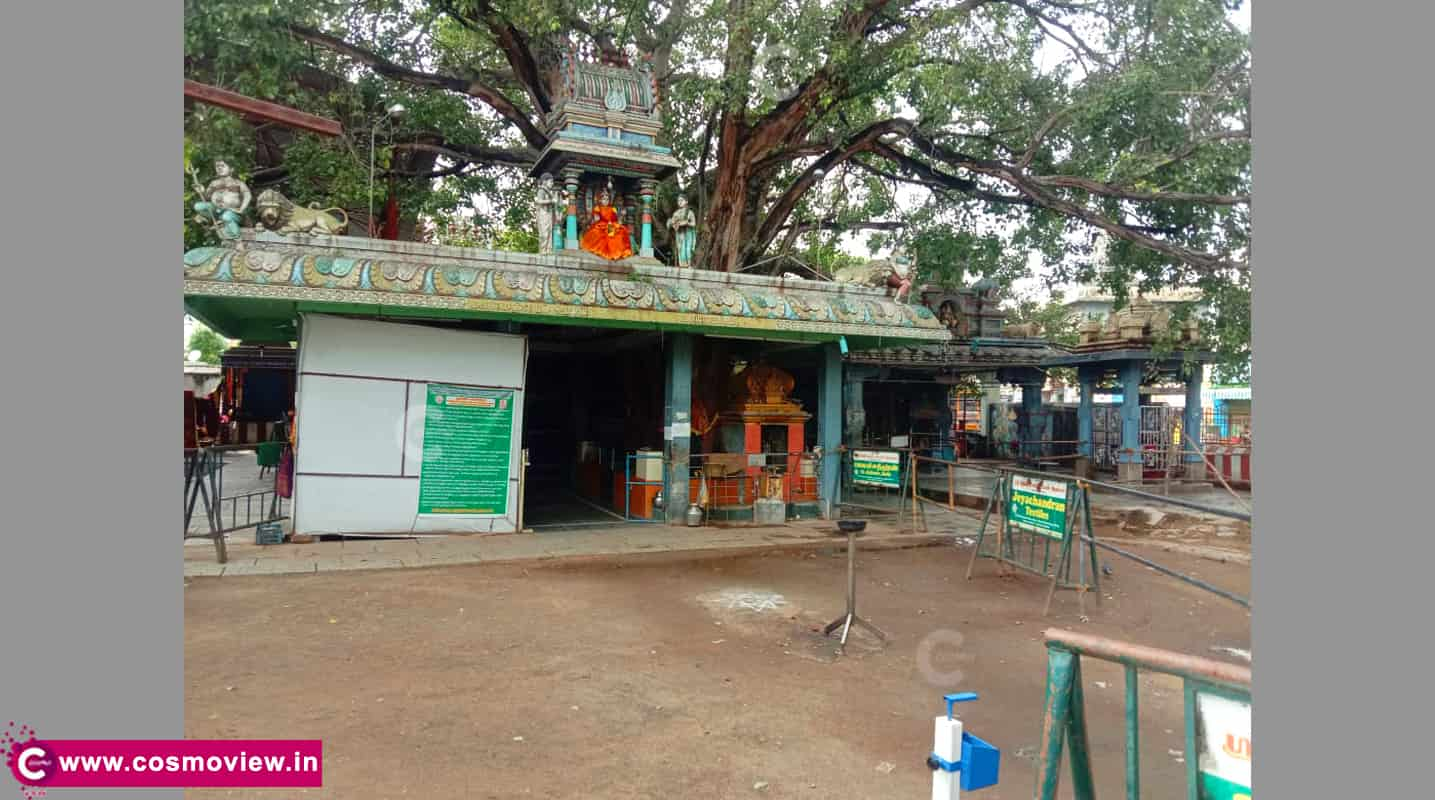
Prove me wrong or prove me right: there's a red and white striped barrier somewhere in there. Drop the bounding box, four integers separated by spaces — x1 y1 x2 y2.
1205 445 1251 487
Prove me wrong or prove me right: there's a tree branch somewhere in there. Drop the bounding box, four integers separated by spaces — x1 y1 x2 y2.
1030 174 1249 205
749 118 917 259
779 218 907 235
442 0 554 115
999 0 1114 71
869 140 1034 206
393 140 539 168
751 141 836 175
285 22 549 149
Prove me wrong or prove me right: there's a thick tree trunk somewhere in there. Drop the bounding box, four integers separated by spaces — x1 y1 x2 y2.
699 111 754 273
702 167 749 273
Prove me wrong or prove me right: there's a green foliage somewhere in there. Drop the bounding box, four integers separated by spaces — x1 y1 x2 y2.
183 0 1250 375
425 219 539 253
186 325 230 364
1007 293 1079 347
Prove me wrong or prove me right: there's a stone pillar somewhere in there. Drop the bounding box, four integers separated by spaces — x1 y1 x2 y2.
1183 364 1207 480
979 373 1001 442
1076 365 1097 477
937 385 955 457
1117 360 1144 483
1020 380 1044 462
639 179 656 258
621 195 636 253
818 341 843 518
562 168 581 250
662 333 694 524
843 366 874 449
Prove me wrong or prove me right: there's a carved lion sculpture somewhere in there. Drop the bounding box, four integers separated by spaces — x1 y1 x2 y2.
256 189 349 236
1003 321 1042 338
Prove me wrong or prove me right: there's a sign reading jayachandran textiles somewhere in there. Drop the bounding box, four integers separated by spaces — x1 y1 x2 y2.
1008 475 1069 538
418 384 514 515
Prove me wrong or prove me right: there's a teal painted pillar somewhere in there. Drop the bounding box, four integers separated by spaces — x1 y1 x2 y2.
818 342 842 518
1077 366 1096 459
662 333 694 524
1118 360 1144 482
639 179 655 258
562 169 580 250
1183 364 1206 479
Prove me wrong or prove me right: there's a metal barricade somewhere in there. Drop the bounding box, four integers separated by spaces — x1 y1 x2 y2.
1035 628 1251 800
183 444 291 564
688 451 821 525
955 462 1251 610
623 451 665 523
838 447 930 532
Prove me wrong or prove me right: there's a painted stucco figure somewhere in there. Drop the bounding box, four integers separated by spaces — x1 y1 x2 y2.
579 187 634 261
190 161 251 240
534 173 558 254
668 195 697 267
254 189 349 236
888 246 914 304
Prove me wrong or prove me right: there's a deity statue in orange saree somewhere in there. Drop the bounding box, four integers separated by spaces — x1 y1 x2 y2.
579 190 635 260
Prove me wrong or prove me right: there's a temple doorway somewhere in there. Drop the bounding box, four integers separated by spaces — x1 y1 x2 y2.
519 325 667 528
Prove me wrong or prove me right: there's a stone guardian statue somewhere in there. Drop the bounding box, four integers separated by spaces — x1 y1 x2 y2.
535 173 558 254
190 160 251 240
668 195 697 268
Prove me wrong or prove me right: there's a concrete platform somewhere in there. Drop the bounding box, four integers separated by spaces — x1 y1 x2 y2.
184 518 952 578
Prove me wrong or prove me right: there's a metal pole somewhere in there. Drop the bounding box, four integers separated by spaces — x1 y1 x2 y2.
1085 535 1250 608
1183 430 1252 513
991 464 1250 523
517 448 529 532
823 526 887 651
1124 664 1141 800
368 123 378 237
846 527 857 616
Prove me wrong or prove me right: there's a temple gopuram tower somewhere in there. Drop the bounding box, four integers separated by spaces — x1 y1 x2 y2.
529 46 681 263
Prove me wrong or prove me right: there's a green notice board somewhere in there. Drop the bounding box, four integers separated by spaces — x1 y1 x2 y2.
852 450 901 488
418 384 515 515
1008 474 1069 539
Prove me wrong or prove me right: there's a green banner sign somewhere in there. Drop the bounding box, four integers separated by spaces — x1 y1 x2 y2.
852 450 901 488
418 384 515 515
1008 475 1069 539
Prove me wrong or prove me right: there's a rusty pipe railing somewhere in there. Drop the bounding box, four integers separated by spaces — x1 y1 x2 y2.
1044 628 1251 687
1036 628 1251 800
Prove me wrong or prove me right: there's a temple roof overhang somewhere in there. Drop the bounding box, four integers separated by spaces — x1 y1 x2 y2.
529 133 681 180
1040 348 1217 368
844 338 1063 371
182 232 951 348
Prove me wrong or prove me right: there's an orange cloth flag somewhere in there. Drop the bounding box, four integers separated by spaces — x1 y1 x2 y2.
579 204 635 260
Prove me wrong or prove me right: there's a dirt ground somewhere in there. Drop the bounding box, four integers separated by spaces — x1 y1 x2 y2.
185 541 1250 799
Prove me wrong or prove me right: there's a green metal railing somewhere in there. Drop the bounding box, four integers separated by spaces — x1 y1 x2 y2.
1036 628 1251 800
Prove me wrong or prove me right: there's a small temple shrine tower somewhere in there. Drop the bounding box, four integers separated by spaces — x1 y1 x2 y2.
530 46 681 262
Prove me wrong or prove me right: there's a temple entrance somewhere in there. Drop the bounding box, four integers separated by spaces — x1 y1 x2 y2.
518 327 827 528
518 325 667 529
